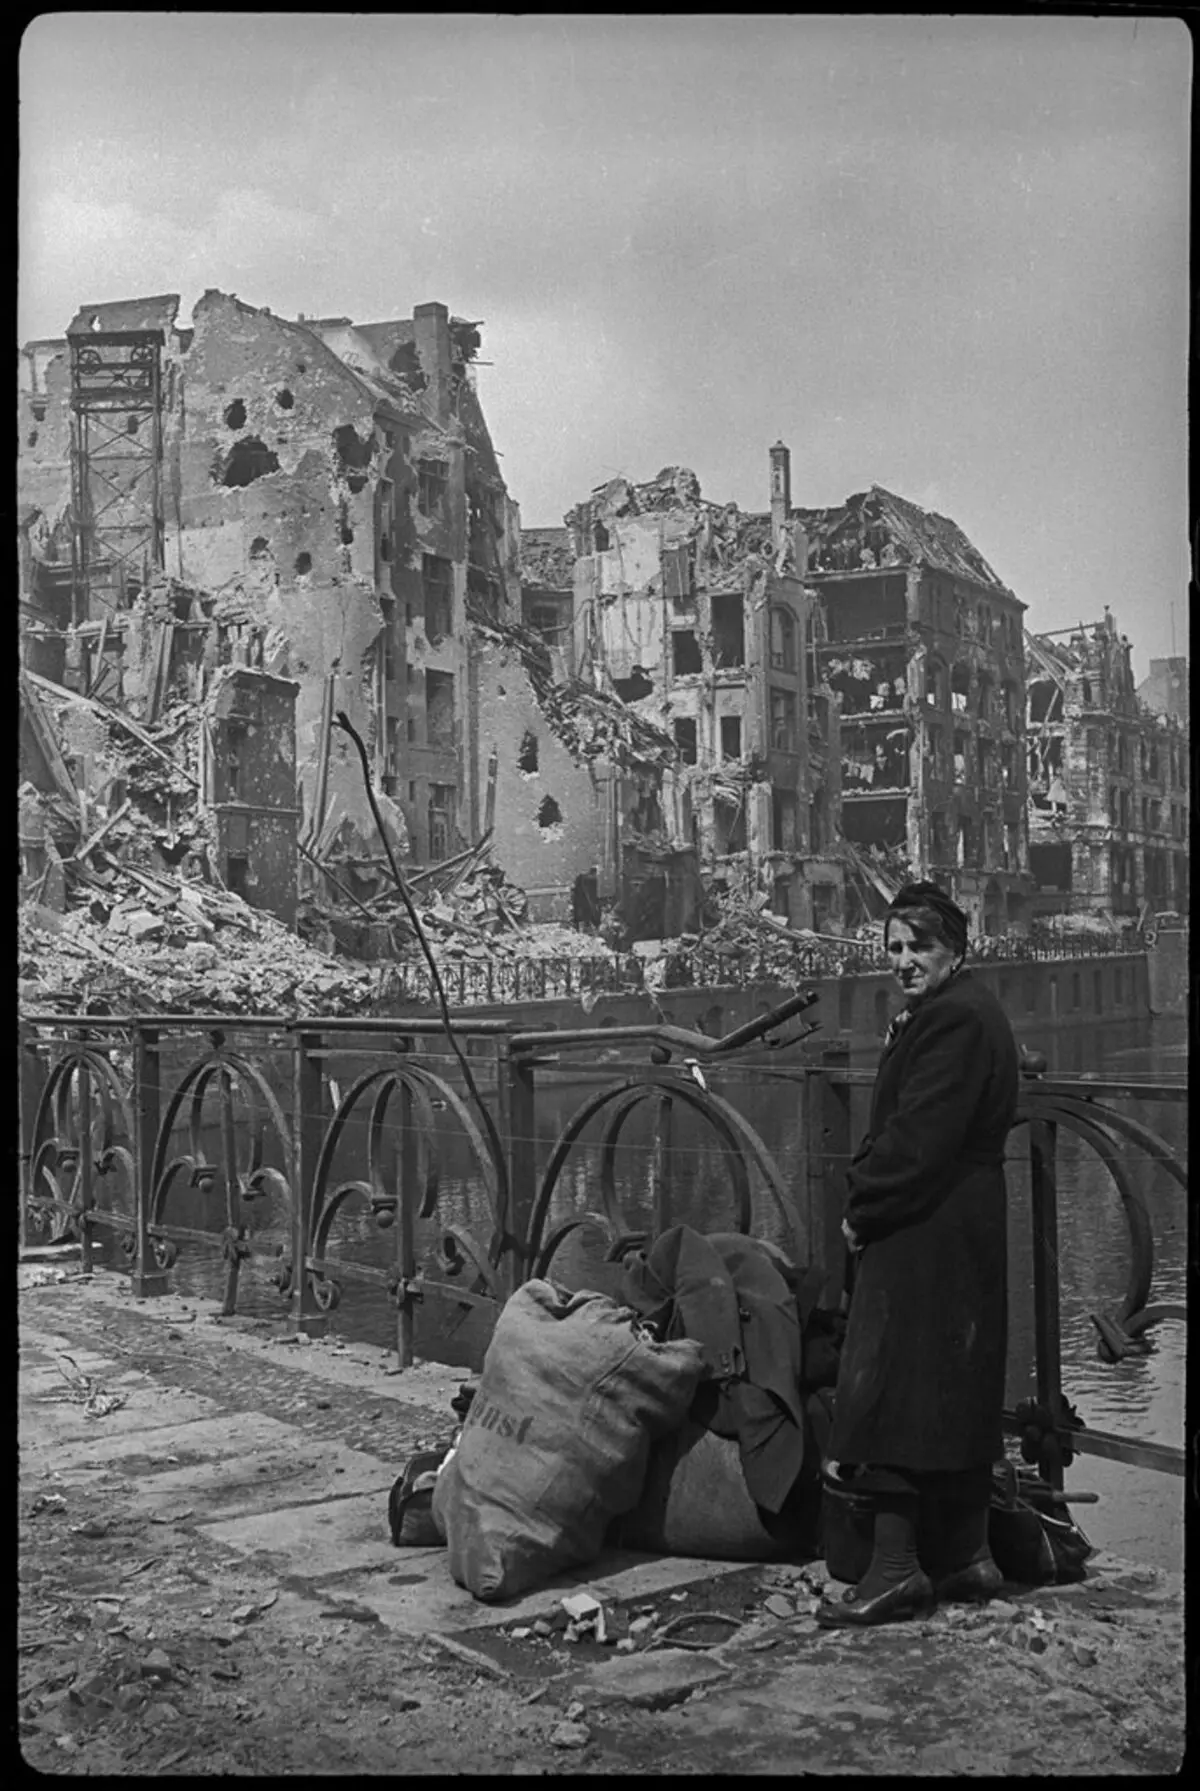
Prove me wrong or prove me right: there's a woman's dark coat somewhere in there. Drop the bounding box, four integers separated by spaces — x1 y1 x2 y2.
828 969 1018 1474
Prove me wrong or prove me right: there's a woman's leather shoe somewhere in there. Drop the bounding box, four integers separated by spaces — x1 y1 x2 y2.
934 1556 1004 1602
815 1569 934 1628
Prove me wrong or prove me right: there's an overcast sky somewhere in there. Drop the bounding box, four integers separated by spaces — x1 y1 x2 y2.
19 13 1190 674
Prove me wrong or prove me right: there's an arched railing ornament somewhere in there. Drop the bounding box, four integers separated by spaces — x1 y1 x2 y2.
1013 1088 1187 1364
148 1044 294 1314
27 1045 137 1258
526 1072 806 1278
309 1063 502 1256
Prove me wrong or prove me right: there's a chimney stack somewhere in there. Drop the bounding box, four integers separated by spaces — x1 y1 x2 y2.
770 440 791 543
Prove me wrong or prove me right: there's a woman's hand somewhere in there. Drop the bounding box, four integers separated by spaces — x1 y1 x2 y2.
841 1217 861 1253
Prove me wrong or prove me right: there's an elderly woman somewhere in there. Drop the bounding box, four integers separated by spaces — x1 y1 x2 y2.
818 882 1019 1628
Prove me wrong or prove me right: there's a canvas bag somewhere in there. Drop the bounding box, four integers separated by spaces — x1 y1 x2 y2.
432 1279 704 1602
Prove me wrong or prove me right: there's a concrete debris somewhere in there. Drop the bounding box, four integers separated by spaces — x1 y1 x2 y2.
19 869 383 1018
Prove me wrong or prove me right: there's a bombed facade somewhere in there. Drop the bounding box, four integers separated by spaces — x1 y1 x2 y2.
796 484 1032 934
1025 615 1189 921
17 289 681 942
563 448 847 933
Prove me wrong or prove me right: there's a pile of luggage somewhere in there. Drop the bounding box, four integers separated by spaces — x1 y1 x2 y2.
388 1224 1091 1605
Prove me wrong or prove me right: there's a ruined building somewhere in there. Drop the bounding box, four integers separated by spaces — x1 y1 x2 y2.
1025 614 1189 920
794 483 1033 934
18 291 670 927
563 450 847 933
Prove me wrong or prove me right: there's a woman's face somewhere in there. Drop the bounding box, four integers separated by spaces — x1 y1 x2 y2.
885 916 960 1003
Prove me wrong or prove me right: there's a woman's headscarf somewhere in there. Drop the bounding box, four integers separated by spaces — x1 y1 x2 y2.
885 881 969 958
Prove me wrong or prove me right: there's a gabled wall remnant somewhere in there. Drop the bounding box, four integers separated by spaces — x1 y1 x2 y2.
1026 613 1188 920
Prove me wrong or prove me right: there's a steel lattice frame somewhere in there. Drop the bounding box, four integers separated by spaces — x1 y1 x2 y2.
69 331 165 625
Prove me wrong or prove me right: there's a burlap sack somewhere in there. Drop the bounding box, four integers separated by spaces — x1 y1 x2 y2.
432 1280 704 1601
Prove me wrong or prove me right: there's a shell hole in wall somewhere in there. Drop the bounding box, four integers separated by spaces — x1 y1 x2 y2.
340 524 354 545
224 398 247 429
218 438 279 487
27 431 38 448
276 388 295 409
250 536 271 559
294 552 313 575
537 796 562 829
518 731 539 774
125 414 140 435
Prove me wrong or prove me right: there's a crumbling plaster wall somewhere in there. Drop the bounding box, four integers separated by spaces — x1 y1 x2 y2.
172 292 394 840
17 351 72 550
475 644 607 917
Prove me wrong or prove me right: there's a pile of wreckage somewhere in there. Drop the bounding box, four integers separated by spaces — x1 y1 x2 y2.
18 666 389 1018
18 867 384 1019
643 887 881 994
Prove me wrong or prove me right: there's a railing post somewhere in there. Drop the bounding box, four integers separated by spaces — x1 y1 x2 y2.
76 1049 95 1275
1028 1112 1065 1489
650 1092 674 1237
397 1076 418 1367
292 1028 329 1337
801 1044 853 1303
131 1023 168 1297
498 1039 537 1296
18 1020 44 1251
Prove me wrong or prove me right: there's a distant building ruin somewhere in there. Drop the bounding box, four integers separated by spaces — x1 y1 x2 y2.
1026 614 1189 920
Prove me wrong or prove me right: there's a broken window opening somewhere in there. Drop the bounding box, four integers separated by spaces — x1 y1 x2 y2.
976 672 994 723
428 784 457 862
720 716 742 761
769 606 796 673
225 854 249 896
1081 679 1093 706
950 664 971 714
333 424 372 494
425 670 455 749
518 731 539 774
714 795 747 856
224 399 247 430
712 593 746 668
422 554 453 642
957 816 975 869
124 414 140 435
613 669 654 702
925 657 946 709
418 459 449 519
217 437 280 487
672 630 703 676
770 687 798 753
771 788 798 852
537 795 563 829
294 552 313 576
673 717 698 764
592 520 610 552
276 388 295 410
930 811 950 861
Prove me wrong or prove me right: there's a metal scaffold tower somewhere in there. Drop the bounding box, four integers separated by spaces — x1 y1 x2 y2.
69 327 166 625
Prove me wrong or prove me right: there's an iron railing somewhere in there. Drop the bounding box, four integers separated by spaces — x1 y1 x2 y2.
19 996 1184 1487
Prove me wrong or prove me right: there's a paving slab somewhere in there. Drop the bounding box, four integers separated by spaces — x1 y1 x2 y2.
19 1385 221 1450
198 1492 756 1636
124 1440 392 1522
22 1410 300 1476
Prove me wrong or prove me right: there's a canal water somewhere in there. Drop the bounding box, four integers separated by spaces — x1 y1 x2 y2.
101 1010 1186 1567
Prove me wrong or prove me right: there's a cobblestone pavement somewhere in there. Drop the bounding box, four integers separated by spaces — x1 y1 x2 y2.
18 1269 1187 1777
